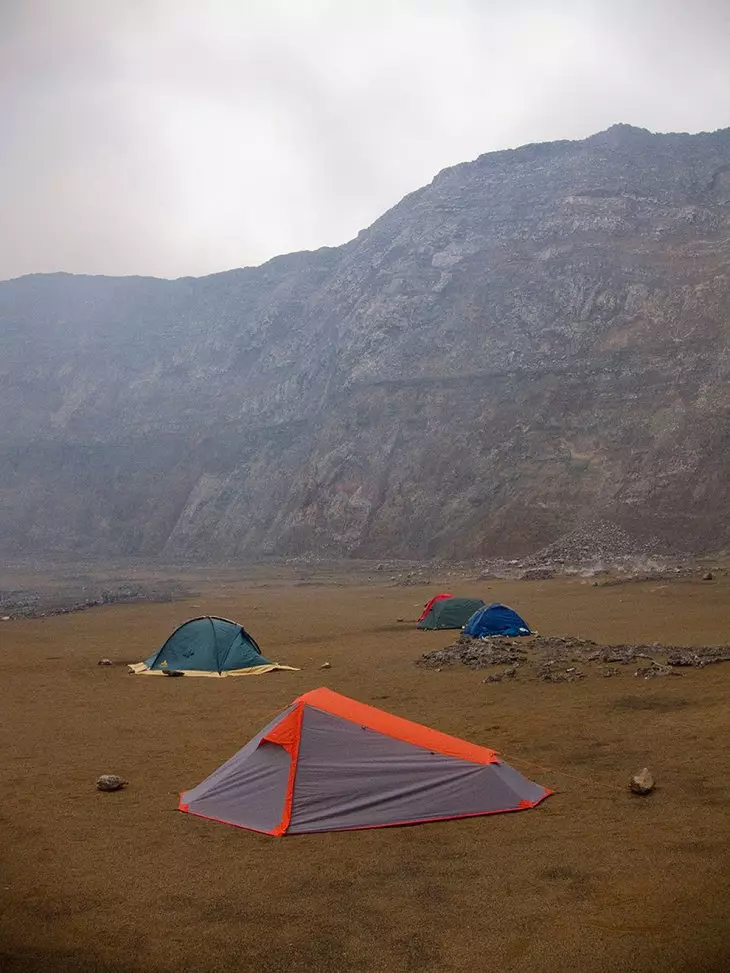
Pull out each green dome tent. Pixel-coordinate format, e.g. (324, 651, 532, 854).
(129, 616, 298, 677)
(417, 597, 486, 631)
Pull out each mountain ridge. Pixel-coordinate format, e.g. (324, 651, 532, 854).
(1, 123, 729, 560)
(6, 122, 727, 286)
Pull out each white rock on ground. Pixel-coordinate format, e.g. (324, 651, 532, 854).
(96, 775, 128, 792)
(629, 768, 655, 795)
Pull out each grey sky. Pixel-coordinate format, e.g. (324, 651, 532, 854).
(1, 0, 729, 281)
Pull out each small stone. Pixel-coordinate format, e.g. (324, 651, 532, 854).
(629, 768, 655, 795)
(702, 571, 713, 581)
(483, 673, 503, 683)
(97, 658, 113, 666)
(96, 775, 128, 792)
(319, 661, 331, 669)
(1, 615, 10, 621)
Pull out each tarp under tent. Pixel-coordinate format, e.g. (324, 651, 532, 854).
(463, 604, 532, 638)
(417, 593, 453, 624)
(417, 596, 486, 630)
(128, 616, 298, 676)
(179, 687, 551, 835)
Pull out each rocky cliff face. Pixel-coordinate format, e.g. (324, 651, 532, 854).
(1, 124, 729, 560)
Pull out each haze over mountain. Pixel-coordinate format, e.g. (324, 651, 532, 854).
(1, 124, 729, 561)
(3, 0, 730, 282)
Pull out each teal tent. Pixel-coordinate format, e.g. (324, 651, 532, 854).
(417, 597, 486, 631)
(129, 616, 298, 677)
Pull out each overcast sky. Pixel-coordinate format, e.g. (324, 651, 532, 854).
(1, 0, 729, 281)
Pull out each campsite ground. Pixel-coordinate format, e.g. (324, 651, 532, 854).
(1, 564, 729, 973)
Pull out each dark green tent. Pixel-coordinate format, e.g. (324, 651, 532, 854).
(130, 616, 298, 677)
(417, 597, 486, 631)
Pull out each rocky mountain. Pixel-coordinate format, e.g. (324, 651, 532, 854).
(1, 124, 729, 561)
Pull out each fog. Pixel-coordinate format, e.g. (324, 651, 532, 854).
(1, 0, 728, 279)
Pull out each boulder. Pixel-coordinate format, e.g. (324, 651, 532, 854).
(96, 775, 128, 792)
(629, 768, 655, 795)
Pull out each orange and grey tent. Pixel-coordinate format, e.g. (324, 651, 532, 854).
(179, 688, 551, 836)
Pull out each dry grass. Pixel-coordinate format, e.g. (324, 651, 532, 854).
(1, 571, 729, 972)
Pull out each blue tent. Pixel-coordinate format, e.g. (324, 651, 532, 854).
(463, 604, 532, 638)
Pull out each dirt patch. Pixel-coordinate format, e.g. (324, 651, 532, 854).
(608, 695, 693, 712)
(539, 864, 592, 883)
(0, 570, 729, 973)
(0, 951, 144, 973)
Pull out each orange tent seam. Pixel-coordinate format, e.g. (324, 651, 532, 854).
(294, 688, 499, 765)
(268, 703, 304, 835)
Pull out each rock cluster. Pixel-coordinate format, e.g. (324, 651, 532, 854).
(418, 635, 527, 670)
(536, 664, 585, 683)
(523, 520, 662, 569)
(0, 581, 189, 619)
(416, 634, 730, 679)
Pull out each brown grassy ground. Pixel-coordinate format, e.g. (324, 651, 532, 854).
(1, 572, 729, 973)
